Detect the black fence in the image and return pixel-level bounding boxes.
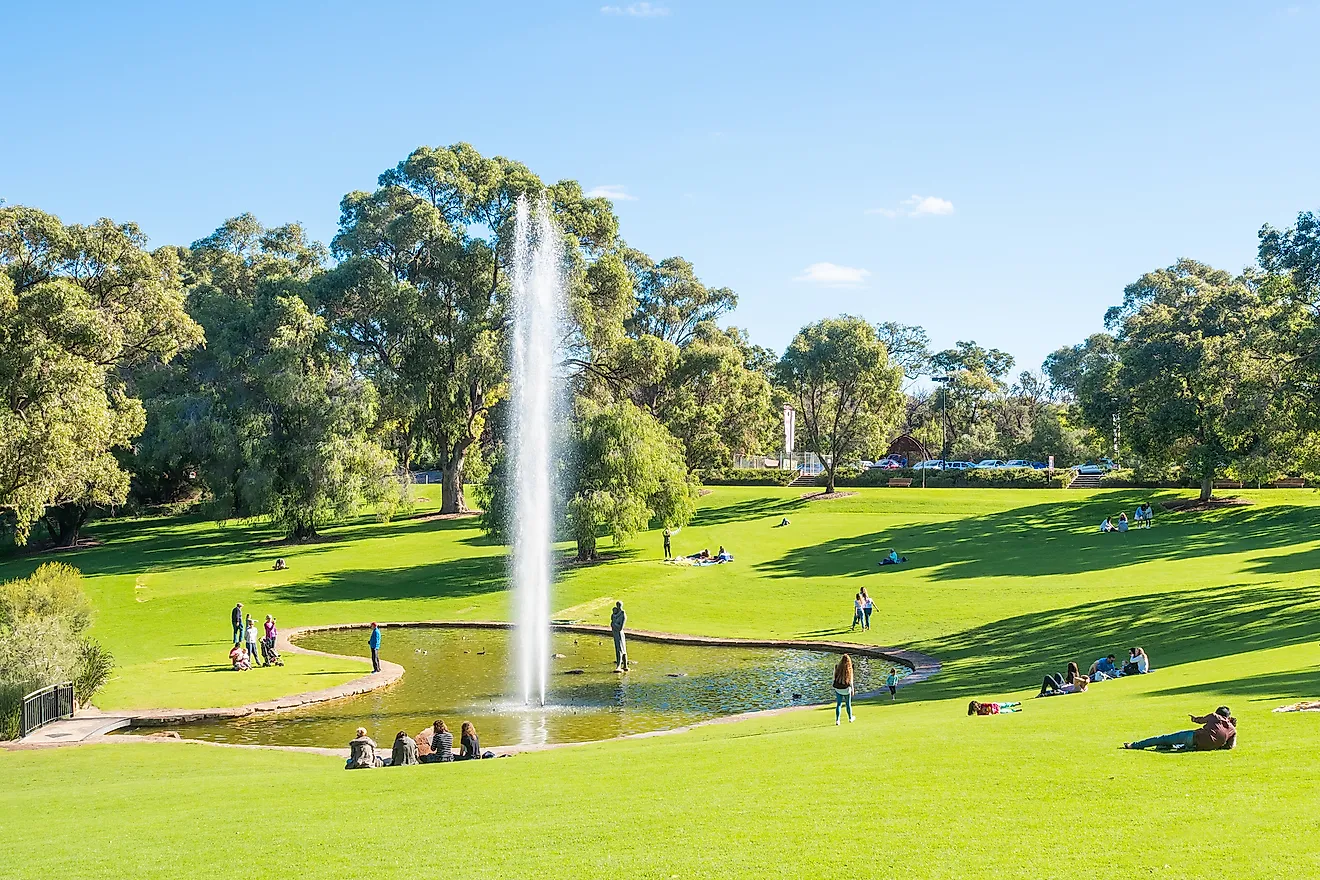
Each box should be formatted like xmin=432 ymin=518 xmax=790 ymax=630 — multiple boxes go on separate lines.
xmin=21 ymin=682 xmax=74 ymax=738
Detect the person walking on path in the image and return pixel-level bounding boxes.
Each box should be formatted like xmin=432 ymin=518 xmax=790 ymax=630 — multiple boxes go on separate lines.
xmin=244 ymin=615 xmax=260 ymax=665
xmin=369 ymin=622 xmax=382 ymax=673
xmin=832 ymin=654 xmax=855 ymax=725
xmin=231 ymin=602 xmax=244 ymax=645
xmin=611 ymin=601 xmax=629 ymax=672
xmin=861 ymin=588 xmax=874 ymax=631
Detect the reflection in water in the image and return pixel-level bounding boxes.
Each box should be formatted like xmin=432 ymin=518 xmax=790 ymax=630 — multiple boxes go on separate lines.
xmin=132 ymin=627 xmax=899 ymax=749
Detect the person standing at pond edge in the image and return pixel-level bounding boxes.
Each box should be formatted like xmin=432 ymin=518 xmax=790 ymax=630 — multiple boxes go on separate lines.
xmin=369 ymin=622 xmax=382 ymax=673
xmin=832 ymin=654 xmax=855 ymax=725
xmin=611 ymin=601 xmax=629 ymax=672
xmin=231 ymin=602 xmax=244 ymax=645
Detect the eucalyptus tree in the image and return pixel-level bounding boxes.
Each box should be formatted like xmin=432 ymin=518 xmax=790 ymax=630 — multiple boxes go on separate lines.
xmin=321 ymin=144 xmax=621 ymax=513
xmin=0 ymin=206 xmax=201 ymax=544
xmin=777 ymin=316 xmax=903 ymax=493
xmin=928 ymin=341 xmax=1015 ymax=459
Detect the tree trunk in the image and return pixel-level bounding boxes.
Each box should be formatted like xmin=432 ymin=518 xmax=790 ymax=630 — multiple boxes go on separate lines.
xmin=576 ymin=532 xmax=596 ymax=561
xmin=1200 ymin=475 xmax=1213 ymax=502
xmin=441 ymin=456 xmax=467 ymax=514
xmin=825 ymin=467 xmax=836 ymax=495
xmin=42 ymin=504 xmax=90 ymax=548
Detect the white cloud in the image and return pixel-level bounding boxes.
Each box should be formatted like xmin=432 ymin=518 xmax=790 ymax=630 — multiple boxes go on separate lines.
xmin=585 ymin=185 xmax=637 ymax=201
xmin=866 ymin=195 xmax=955 ymax=218
xmin=794 ymin=262 xmax=871 ymax=287
xmin=601 ymin=2 xmax=670 ymax=16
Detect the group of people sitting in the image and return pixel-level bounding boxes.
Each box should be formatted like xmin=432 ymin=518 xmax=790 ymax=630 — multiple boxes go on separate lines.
xmin=677 ymin=546 xmax=734 ymax=565
xmin=1040 ymin=648 xmax=1151 ymax=696
xmin=347 ymin=719 xmax=493 ymax=769
xmin=1101 ymin=503 xmax=1155 ymax=533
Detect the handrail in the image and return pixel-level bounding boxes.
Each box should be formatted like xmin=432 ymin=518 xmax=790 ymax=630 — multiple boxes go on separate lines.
xmin=20 ymin=681 xmax=75 ymax=738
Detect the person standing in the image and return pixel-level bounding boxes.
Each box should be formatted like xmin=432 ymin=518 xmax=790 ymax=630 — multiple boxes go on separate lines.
xmin=368 ymin=622 xmax=382 ymax=673
xmin=244 ymin=615 xmax=260 ymax=666
xmin=832 ymin=654 xmax=855 ymax=725
xmin=663 ymin=527 xmax=672 ymax=559
xmin=610 ymin=601 xmax=629 ymax=672
xmin=231 ymin=602 xmax=244 ymax=645
xmin=885 ymin=667 xmax=899 ymax=700
xmin=851 ymin=594 xmax=864 ymax=631
xmin=861 ymin=588 xmax=874 ymax=631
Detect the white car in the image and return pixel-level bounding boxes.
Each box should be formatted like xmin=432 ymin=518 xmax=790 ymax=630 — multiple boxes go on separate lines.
xmin=971 ymin=459 xmax=1006 ymax=469
xmin=1004 ymin=460 xmax=1033 ymax=469
xmin=911 ymin=459 xmax=944 ymax=470
xmin=1076 ymin=458 xmax=1116 ymax=475
xmin=944 ymin=461 xmax=975 ymax=471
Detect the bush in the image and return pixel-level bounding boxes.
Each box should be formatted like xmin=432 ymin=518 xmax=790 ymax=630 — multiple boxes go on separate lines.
xmin=702 ymin=469 xmax=798 ymax=486
xmin=1098 ymin=469 xmax=1137 ymax=487
xmin=831 ymin=466 xmax=1068 ymax=489
xmin=0 ymin=563 xmax=114 ymax=737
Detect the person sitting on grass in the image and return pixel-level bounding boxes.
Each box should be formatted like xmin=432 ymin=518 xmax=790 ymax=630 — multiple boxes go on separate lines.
xmin=458 ymin=721 xmax=481 ymax=760
xmin=273 ymin=557 xmax=287 ymax=571
xmin=392 ymin=730 xmax=419 ymax=766
xmin=968 ymin=700 xmax=1023 ymax=715
xmin=346 ymin=727 xmax=380 ymax=769
xmin=776 ymin=517 xmax=791 ymax=527
xmin=1039 ymin=662 xmax=1086 ymax=696
xmin=715 ymin=546 xmax=732 ymax=562
xmin=1117 ymin=512 xmax=1130 ymax=532
xmin=229 ymin=644 xmax=252 ymax=671
xmin=1100 ymin=516 xmax=1116 ymax=533
xmin=1124 ymin=707 xmax=1237 ymax=751
xmin=1090 ymin=654 xmax=1119 ymax=681
xmin=879 ymin=549 xmax=906 ymax=566
xmin=1121 ymin=646 xmax=1151 ymax=676
xmin=427 ymin=719 xmax=454 ymax=763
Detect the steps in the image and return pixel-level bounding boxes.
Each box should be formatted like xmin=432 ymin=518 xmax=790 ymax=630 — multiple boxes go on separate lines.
xmin=1068 ymin=473 xmax=1101 ymax=489
xmin=788 ymin=473 xmax=818 ymax=488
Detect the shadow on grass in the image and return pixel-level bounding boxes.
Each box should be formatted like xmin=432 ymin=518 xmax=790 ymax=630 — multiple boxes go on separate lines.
xmin=900 ymin=582 xmax=1320 ymax=702
xmin=758 ymin=493 xmax=1320 ymax=583
xmin=689 ymin=496 xmax=805 ymax=528
xmin=1148 ymin=666 xmax=1320 ymax=703
xmin=267 ymin=554 xmax=507 ymax=605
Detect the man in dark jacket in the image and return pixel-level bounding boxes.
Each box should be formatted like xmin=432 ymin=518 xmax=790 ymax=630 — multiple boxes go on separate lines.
xmin=1124 ymin=706 xmax=1237 ymax=751
xmin=231 ymin=602 xmax=244 ymax=645
xmin=610 ymin=601 xmax=628 ymax=672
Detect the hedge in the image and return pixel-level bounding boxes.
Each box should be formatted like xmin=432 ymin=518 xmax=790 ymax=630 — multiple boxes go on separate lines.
xmin=701 ymin=469 xmax=798 ymax=486
xmin=829 ymin=466 xmax=1070 ymax=489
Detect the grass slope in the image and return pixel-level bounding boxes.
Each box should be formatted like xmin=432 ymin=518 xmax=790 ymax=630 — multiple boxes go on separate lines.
xmin=4 ymin=487 xmax=1320 ymax=878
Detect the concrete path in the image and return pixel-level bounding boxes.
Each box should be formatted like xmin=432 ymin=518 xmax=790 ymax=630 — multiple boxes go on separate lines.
xmin=17 ymin=713 xmax=132 ymax=746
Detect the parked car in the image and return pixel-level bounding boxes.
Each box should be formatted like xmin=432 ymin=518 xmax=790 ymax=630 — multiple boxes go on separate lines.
xmin=943 ymin=461 xmax=975 ymax=471
xmin=1076 ymin=458 xmax=1116 ymax=475
xmin=912 ymin=459 xmax=945 ymax=470
xmin=971 ymin=459 xmax=1006 ymax=469
xmin=1004 ymin=460 xmax=1033 ymax=469
xmin=870 ymin=459 xmax=903 ymax=470
xmin=1031 ymin=462 xmax=1048 ymax=469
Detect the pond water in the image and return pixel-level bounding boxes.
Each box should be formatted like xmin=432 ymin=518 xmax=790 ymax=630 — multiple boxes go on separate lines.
xmin=135 ymin=627 xmax=900 ymax=748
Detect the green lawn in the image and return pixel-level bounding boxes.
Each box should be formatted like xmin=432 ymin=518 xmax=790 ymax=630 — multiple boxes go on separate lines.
xmin=4 ymin=487 xmax=1320 ymax=878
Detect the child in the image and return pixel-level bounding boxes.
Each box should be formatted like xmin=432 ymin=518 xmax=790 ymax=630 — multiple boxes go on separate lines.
xmin=851 ymin=594 xmax=864 ymax=631
xmin=885 ymin=667 xmax=899 ymax=700
xmin=967 ymin=700 xmax=1022 ymax=716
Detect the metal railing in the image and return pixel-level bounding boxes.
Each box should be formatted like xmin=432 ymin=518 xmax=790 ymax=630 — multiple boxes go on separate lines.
xmin=20 ymin=682 xmax=74 ymax=738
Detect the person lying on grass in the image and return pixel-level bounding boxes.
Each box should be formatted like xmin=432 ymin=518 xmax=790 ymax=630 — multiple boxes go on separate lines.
xmin=968 ymin=701 xmax=1022 ymax=715
xmin=1039 ymin=662 xmax=1087 ymax=696
xmin=1124 ymin=707 xmax=1237 ymax=751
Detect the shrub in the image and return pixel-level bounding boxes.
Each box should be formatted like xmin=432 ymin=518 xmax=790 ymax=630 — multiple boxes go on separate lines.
xmin=831 ymin=466 xmax=1067 ymax=489
xmin=1099 ymin=469 xmax=1137 ymax=487
xmin=73 ymin=640 xmax=115 ymax=705
xmin=702 ymin=469 xmax=798 ymax=486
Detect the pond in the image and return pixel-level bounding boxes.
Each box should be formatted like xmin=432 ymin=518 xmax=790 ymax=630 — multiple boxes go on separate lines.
xmin=134 ymin=627 xmax=901 ymax=748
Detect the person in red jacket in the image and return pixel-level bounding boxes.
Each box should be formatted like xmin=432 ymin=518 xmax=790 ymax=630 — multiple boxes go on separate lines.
xmin=1124 ymin=706 xmax=1237 ymax=751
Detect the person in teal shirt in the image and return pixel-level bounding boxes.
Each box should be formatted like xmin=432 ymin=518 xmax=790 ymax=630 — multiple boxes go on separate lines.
xmin=885 ymin=667 xmax=899 ymax=700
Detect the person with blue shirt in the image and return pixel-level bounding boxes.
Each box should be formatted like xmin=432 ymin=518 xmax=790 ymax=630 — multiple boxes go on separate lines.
xmin=368 ymin=622 xmax=382 ymax=673
xmin=1090 ymin=654 xmax=1119 ymax=681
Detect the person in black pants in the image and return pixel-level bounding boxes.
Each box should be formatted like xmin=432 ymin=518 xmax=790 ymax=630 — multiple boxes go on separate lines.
xmin=231 ymin=602 xmax=244 ymax=645
xmin=368 ymin=622 xmax=382 ymax=672
xmin=663 ymin=528 xmax=672 ymax=559
xmin=458 ymin=721 xmax=481 ymax=760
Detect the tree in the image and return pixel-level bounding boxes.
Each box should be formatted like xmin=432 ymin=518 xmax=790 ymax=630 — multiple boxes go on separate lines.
xmin=565 ymin=402 xmax=698 ymax=560
xmin=1105 ymin=259 xmax=1276 ymax=501
xmin=138 ymin=216 xmax=396 ymax=539
xmin=323 ymin=144 xmax=621 ymax=513
xmin=777 ymin=317 xmax=903 ymax=493
xmin=929 ymin=341 xmax=1014 ymax=459
xmin=876 ymin=321 xmax=931 ymax=385
xmin=0 ymin=207 xmax=202 ymax=544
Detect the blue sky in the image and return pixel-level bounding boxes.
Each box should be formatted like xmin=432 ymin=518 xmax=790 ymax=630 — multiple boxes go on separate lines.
xmin=3 ymin=1 xmax=1317 ymax=374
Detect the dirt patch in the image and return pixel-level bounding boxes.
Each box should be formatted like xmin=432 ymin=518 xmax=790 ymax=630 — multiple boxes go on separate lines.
xmin=406 ymin=510 xmax=484 ymax=523
xmin=699 ymin=489 xmax=714 ymax=497
xmin=22 ymin=537 xmax=104 ymax=555
xmin=1160 ymin=496 xmax=1254 ymax=512
xmin=800 ymin=491 xmax=859 ymax=501
xmin=556 ymin=551 xmax=625 ymax=569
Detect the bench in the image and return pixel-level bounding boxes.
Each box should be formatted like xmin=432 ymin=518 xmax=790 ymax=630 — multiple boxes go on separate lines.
xmin=1273 ymin=477 xmax=1307 ymax=488
xmin=887 ymin=478 xmax=913 ymax=488
xmin=1212 ymin=479 xmax=1243 ymax=490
